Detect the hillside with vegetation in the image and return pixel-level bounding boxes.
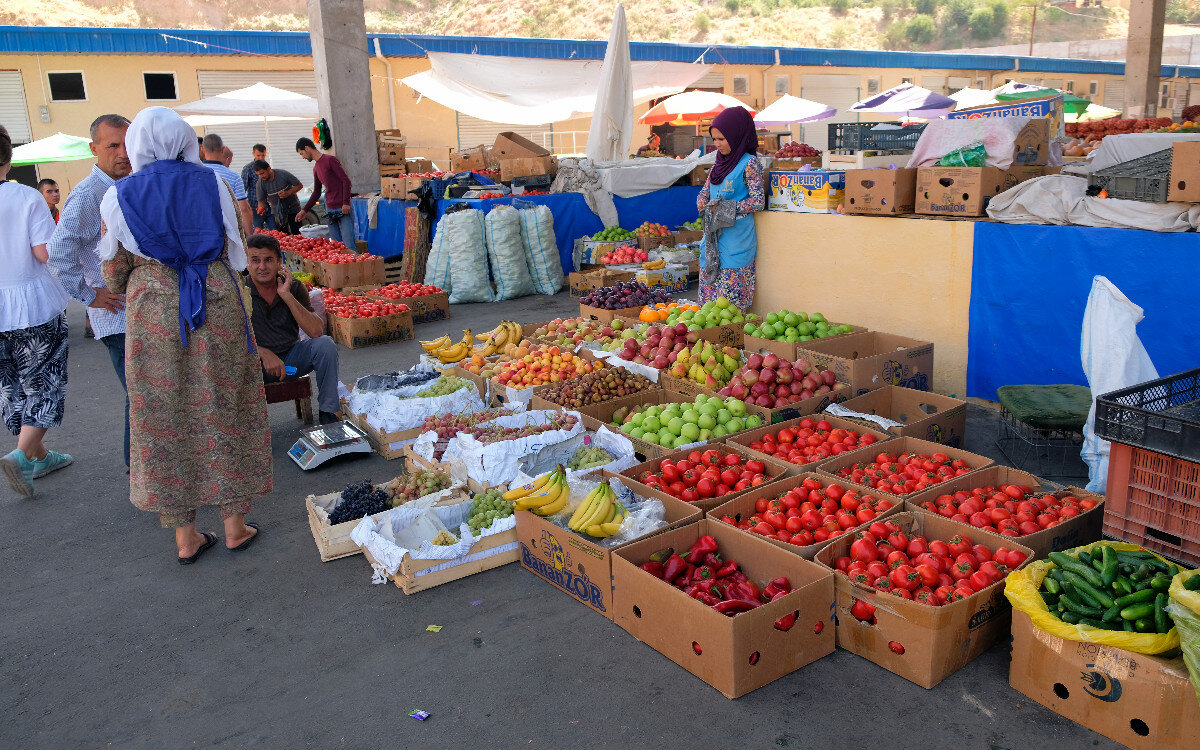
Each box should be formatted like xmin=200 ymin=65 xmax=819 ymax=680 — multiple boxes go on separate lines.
xmin=0 ymin=0 xmax=1165 ymax=52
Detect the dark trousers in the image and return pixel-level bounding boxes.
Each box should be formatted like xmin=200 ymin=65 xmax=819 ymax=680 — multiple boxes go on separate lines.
xmin=278 ymin=212 xmax=302 ymax=235
xmin=100 ymin=333 xmax=130 ymax=468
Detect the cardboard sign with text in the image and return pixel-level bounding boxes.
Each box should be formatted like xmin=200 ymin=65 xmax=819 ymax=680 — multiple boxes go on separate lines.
xmin=1009 ymin=609 xmax=1200 ymax=750
xmin=612 ymin=519 xmax=836 ymax=698
xmin=796 ymin=331 xmax=934 ymax=396
xmin=843 ymin=168 xmax=918 ymax=215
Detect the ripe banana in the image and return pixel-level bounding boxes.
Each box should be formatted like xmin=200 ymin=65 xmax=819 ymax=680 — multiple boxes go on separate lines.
xmin=420 ymin=335 xmax=451 ymax=353
xmin=514 ymin=477 xmax=565 ymax=513
xmin=503 ymin=472 xmax=551 ymax=501
xmin=575 ymin=482 xmax=614 ymax=530
xmin=435 ymin=342 xmax=470 ymax=363
xmin=505 ymin=321 xmax=522 ymax=344
xmin=568 ymin=484 xmax=604 ymax=531
xmin=642 ymin=259 xmax=666 ymax=270
xmin=536 ymin=489 xmax=568 ymax=516
xmin=492 ymin=324 xmax=510 ymax=349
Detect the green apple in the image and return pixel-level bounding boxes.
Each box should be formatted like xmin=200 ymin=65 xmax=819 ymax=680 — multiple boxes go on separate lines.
xmin=641 ymin=431 xmax=658 ymax=445
xmin=667 ymin=417 xmax=684 ymax=436
xmin=680 ymin=423 xmax=700 ymax=442
xmin=683 ymin=409 xmax=700 ymax=424
xmin=716 ymin=408 xmax=732 ymax=424
xmin=745 ymin=415 xmax=763 ymax=430
xmin=697 ymin=413 xmax=716 ymax=430
xmin=642 ymin=416 xmax=660 ymax=432
xmin=725 ymin=398 xmax=746 ymax=417
xmin=711 ymin=424 xmax=727 ymax=439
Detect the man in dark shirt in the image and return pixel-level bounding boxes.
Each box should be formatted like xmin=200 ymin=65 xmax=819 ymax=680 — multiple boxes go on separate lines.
xmin=253 ymin=159 xmax=304 ymax=234
xmin=244 ymin=234 xmax=341 ymax=424
xmin=241 ymin=144 xmax=274 ymax=231
xmin=295 ymin=137 xmax=356 ymax=249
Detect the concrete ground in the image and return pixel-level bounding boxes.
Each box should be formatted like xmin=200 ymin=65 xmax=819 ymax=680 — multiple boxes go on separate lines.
xmin=1 ymin=291 xmax=1118 ymax=750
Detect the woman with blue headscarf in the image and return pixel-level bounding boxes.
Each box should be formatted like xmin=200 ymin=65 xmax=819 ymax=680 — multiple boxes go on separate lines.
xmin=99 ymin=107 xmax=271 ymax=565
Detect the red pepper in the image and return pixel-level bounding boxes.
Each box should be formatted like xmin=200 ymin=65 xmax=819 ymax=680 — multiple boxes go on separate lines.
xmin=684 ymin=585 xmax=701 ymax=599
xmin=711 ymin=582 xmax=728 ymax=599
xmin=728 ymin=571 xmax=748 ymax=584
xmin=695 ymin=565 xmax=715 ymax=581
xmin=715 ymin=560 xmax=738 ymax=579
xmin=773 ymin=611 xmax=797 ymax=631
xmin=662 ymin=554 xmax=687 ymax=584
xmin=715 ymin=598 xmax=760 ymax=616
xmin=697 ymin=592 xmax=721 ymax=606
xmin=695 ymin=579 xmax=716 ymax=594
xmin=703 ymin=551 xmax=723 ymax=567
xmin=762 ymin=576 xmax=793 ymax=601
xmin=639 ymin=561 xmax=665 ymax=579
xmin=726 ymin=582 xmax=760 ymax=604
xmin=741 ymin=579 xmax=761 ymax=600
xmin=685 ymin=535 xmax=719 ymax=564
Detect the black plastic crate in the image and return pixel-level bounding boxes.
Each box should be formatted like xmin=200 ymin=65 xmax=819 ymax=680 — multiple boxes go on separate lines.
xmin=1095 ymin=367 xmax=1200 ymax=462
xmin=828 ymin=122 xmax=925 ymax=153
xmin=1086 ymin=148 xmax=1173 ymax=203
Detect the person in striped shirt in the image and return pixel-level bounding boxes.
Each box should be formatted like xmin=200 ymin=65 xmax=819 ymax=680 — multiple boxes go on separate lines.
xmin=200 ymin=133 xmax=253 ymax=234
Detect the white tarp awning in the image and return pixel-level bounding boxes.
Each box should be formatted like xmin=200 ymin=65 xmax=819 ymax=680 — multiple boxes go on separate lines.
xmin=175 ymin=82 xmax=319 ymax=119
xmin=403 ymin=52 xmax=712 ymax=126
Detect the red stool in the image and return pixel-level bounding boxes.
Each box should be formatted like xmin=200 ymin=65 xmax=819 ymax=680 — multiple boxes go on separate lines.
xmin=264 ymin=374 xmax=314 ymax=424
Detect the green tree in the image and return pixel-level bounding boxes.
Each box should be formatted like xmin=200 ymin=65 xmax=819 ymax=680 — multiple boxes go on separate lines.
xmin=830 ymin=0 xmax=851 ymax=13
xmin=946 ymin=0 xmax=973 ymax=25
xmin=695 ymin=12 xmax=711 ymax=32
xmin=914 ymin=0 xmax=937 ymax=14
xmin=883 ymin=20 xmax=908 ymax=48
xmin=725 ymin=0 xmax=740 ymax=12
xmin=906 ymin=13 xmax=936 ymax=44
xmin=881 ymin=0 xmax=898 ymax=19
xmin=969 ymin=7 xmax=997 ymax=38
xmin=989 ymin=0 xmax=1009 ymax=27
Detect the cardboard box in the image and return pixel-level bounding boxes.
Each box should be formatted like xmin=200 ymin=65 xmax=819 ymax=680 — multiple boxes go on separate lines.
xmin=815 ymin=511 xmax=1034 ymax=688
xmin=1008 ymin=609 xmax=1200 ymax=750
xmin=363 ymin=289 xmax=448 ymax=326
xmin=328 ymin=309 xmax=414 ymax=349
xmin=311 ymin=255 xmax=385 ymax=289
xmin=948 ymin=94 xmax=1065 ymax=142
xmin=915 ymin=166 xmax=1009 ymax=217
xmin=724 ymin=414 xmax=895 ymax=472
xmin=379 ymin=164 xmax=405 ymax=178
xmin=516 ymin=475 xmax=702 ymax=619
xmin=1009 ymin=117 xmax=1051 ymax=166
xmin=772 ymin=156 xmax=823 ymax=171
xmin=1168 ymin=140 xmax=1200 ymax=202
xmin=815 ymin=435 xmax=994 ymax=498
xmin=688 ymin=321 xmax=746 ymax=349
xmin=379 ymin=177 xmax=407 ymax=200
xmin=499 ymin=156 xmax=557 ymax=183
xmin=1002 ymin=165 xmax=1061 ymax=190
xmin=634 ymin=264 xmax=689 ymax=293
xmin=757 ymin=133 xmax=781 ymax=154
xmin=836 ymin=385 xmax=967 ymax=448
xmin=707 ymin=472 xmax=906 ymax=559
xmin=450 ymin=145 xmax=491 ymax=172
xmin=361 ymin=526 xmax=520 ymax=594
xmin=619 ymin=442 xmax=791 ymax=515
xmin=376 ymin=129 xmax=406 ymax=165
xmin=404 ymin=157 xmax=434 ymax=174
xmin=756 ymin=382 xmax=851 ymax=426
xmin=905 ymin=469 xmax=1104 ymax=560
xmin=567 ymin=269 xmax=637 ymax=298
xmin=742 ymin=324 xmax=868 ymax=363
xmin=843 ymin=168 xmax=917 ymax=215
xmin=796 ymin=331 xmax=934 ymax=396
xmin=493 ymin=131 xmax=551 ymax=160
xmin=672 ymin=228 xmax=703 ymax=244
xmin=578 ymin=240 xmax=624 ymax=265
xmin=767 ymin=170 xmax=846 ymax=213
xmin=636 ymin=233 xmax=675 ymax=252
xmin=825 ymin=152 xmax=910 ymax=171
xmin=611 ymin=519 xmax=836 ymax=698
xmin=689 ymin=165 xmax=712 ymax=187
xmin=579 ymin=303 xmax=644 ymax=325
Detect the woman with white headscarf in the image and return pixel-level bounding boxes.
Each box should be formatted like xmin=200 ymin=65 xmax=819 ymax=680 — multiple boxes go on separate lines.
xmin=99 ymin=107 xmax=271 ymax=564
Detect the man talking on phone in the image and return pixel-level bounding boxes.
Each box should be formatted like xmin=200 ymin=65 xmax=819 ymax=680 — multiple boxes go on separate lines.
xmin=244 ymin=234 xmax=341 ymax=425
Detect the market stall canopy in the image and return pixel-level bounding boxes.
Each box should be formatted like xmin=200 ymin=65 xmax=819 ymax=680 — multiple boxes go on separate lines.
xmin=850 ymin=82 xmax=954 ymax=118
xmin=996 ymin=88 xmax=1091 ymax=114
xmin=640 ymin=91 xmax=755 ymax=126
xmin=1068 ymin=103 xmax=1122 ymax=123
xmin=990 ymin=81 xmax=1044 ymax=96
xmin=10 ymin=132 xmax=93 ymax=166
xmin=586 ymin=4 xmax=634 ymax=162
xmin=949 ymin=87 xmax=998 ymax=110
xmin=403 ymin=52 xmax=710 ymax=126
xmin=174 ymin=82 xmax=319 ymax=120
xmin=752 ymin=94 xmax=835 ymax=126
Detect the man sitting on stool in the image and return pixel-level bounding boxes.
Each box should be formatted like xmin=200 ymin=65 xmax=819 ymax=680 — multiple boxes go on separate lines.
xmin=244 ymin=234 xmax=341 ymax=425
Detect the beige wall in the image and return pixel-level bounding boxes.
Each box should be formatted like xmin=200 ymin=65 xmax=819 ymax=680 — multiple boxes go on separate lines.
xmin=753 ymin=211 xmax=975 ymax=397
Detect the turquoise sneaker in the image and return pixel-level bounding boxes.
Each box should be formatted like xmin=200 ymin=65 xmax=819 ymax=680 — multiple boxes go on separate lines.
xmin=1 ymin=450 xmax=35 ymax=498
xmin=31 ymin=450 xmax=73 ymax=479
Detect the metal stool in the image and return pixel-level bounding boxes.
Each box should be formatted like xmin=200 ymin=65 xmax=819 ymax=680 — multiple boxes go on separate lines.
xmin=264 ymin=374 xmax=315 ymax=425
xmin=995 ymin=384 xmax=1092 ymax=479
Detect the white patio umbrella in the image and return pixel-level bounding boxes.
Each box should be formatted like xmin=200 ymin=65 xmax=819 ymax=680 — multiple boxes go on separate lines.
xmin=850 ymin=82 xmax=955 ymax=118
xmin=949 ymin=87 xmax=998 ymax=110
xmin=586 ymin=4 xmax=633 ymax=162
xmin=174 ymin=82 xmax=318 ymax=155
xmin=753 ymin=95 xmax=836 ymax=126
xmin=990 ymin=81 xmax=1042 ymax=96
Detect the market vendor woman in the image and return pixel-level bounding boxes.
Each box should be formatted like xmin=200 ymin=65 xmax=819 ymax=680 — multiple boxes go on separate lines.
xmin=696 ymin=106 xmax=765 ymax=313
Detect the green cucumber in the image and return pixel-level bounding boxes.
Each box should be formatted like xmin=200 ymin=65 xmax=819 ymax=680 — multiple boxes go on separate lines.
xmin=1121 ymin=602 xmax=1155 ymax=621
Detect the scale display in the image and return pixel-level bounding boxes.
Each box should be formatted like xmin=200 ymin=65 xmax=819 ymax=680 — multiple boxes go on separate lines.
xmin=287 ymin=420 xmax=372 ymax=470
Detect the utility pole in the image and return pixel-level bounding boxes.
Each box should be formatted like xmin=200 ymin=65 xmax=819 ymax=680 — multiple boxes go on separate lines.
xmin=1028 ymin=6 xmax=1037 ymax=57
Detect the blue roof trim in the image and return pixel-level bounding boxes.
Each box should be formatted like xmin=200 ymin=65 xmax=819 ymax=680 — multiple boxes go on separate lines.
xmin=3 ymin=25 xmax=1199 ymax=79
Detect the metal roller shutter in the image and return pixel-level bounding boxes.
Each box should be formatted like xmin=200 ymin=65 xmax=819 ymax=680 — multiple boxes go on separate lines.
xmin=196 ymin=70 xmax=318 ymax=198
xmin=800 ymin=74 xmax=861 ymax=152
xmin=455 ymin=114 xmax=554 ymax=153
xmin=1103 ymin=79 xmax=1125 ymax=111
xmin=693 ymin=71 xmax=724 ymax=91
xmin=0 ymin=71 xmax=33 ymax=145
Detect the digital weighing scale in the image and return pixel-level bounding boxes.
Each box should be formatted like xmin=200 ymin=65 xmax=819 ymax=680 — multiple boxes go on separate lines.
xmin=287 ymin=420 xmax=372 ymax=470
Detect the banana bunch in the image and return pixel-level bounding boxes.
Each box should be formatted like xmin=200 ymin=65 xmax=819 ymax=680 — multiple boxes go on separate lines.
xmin=472 ymin=321 xmax=521 ymax=357
xmin=504 ymin=465 xmax=568 ymax=516
xmin=420 ymin=329 xmax=475 ymax=363
xmin=641 ymin=258 xmax=666 ymax=271
xmin=568 ymin=480 xmax=627 ymax=538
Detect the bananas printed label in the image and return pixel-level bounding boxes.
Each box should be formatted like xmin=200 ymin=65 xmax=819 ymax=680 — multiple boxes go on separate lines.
xmin=767 ymin=172 xmax=845 ymax=213
xmin=520 ymin=531 xmax=607 ymax=611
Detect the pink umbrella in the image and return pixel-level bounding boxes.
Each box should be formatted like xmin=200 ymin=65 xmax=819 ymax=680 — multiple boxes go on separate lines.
xmin=640 ymin=91 xmax=755 ymax=126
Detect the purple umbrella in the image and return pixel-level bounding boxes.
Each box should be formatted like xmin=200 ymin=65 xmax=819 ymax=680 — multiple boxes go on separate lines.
xmin=850 ymin=82 xmax=955 ymax=118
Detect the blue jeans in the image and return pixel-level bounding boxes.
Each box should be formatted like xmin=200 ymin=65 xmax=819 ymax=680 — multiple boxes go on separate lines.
xmin=326 ymin=209 xmax=356 ymax=250
xmin=100 ymin=333 xmax=130 ymax=467
xmin=252 ymin=208 xmax=276 ymax=231
xmin=264 ymin=336 xmax=340 ymax=413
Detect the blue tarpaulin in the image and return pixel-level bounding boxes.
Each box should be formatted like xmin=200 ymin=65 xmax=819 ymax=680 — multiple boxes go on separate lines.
xmin=351 ymin=198 xmax=413 ymax=259
xmin=967 ymin=222 xmax=1199 ymax=399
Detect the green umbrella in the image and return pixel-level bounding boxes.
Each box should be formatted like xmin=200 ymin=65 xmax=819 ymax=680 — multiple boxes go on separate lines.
xmin=995 ymin=88 xmax=1092 ymax=115
xmin=10 ymin=132 xmax=94 ymax=166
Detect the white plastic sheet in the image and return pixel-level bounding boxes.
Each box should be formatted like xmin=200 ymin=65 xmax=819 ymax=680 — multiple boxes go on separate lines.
xmin=907 ymin=116 xmax=1042 ymax=169
xmin=1080 ymin=277 xmax=1159 ymax=493
xmin=351 ymin=500 xmax=518 ymax=579
xmin=986 ymin=174 xmax=1200 ymax=231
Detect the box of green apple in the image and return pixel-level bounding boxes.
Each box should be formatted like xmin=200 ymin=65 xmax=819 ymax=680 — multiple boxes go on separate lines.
xmin=616 ymin=296 xmax=756 ymax=349
xmin=575 ymin=390 xmax=770 ymax=460
xmin=743 ymin=309 xmax=866 ymax=363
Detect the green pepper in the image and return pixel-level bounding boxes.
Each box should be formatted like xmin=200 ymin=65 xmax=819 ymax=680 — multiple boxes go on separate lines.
xmin=1154 ymin=593 xmax=1169 ymax=634
xmin=1121 ymin=602 xmax=1155 ymax=621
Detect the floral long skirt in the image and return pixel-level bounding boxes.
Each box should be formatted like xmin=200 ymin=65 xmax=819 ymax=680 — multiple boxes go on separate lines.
xmin=699 ymin=261 xmax=755 ymax=313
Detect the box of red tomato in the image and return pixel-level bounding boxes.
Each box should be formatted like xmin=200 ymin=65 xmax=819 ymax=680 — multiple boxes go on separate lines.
xmin=612 ymin=519 xmax=836 ymax=698
xmin=725 ymin=414 xmax=894 ymax=475
xmin=707 ymin=473 xmax=906 ymax=560
xmin=814 ymin=436 xmax=993 ymax=500
xmin=363 ymin=281 xmax=449 ymax=326
xmin=905 ymin=465 xmax=1104 ymax=561
xmin=815 ymin=510 xmax=1033 ymax=688
xmin=619 ymin=443 xmax=790 ymax=515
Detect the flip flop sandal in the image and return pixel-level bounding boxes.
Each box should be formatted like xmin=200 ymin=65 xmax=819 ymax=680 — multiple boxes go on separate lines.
xmin=229 ymin=523 xmax=261 ymax=552
xmin=178 ymin=532 xmax=218 ymax=565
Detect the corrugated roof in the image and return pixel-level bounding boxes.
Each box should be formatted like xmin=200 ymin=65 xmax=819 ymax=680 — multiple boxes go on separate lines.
xmin=1 ymin=25 xmax=1196 ymax=79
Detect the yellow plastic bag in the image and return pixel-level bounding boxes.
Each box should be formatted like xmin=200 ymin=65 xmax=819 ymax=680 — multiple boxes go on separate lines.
xmin=1003 ymin=540 xmax=1180 ymax=655
xmin=1167 ymin=569 xmax=1200 ymax=707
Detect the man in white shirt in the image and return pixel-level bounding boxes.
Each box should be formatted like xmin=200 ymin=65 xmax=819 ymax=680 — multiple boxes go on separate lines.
xmin=200 ymin=133 xmax=253 ymax=233
xmin=47 ymin=114 xmax=133 ymax=468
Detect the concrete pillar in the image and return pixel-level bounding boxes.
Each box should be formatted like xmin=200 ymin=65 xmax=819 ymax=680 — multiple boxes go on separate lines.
xmin=307 ymin=0 xmax=380 ymax=191
xmin=1125 ymin=0 xmax=1168 ymax=119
